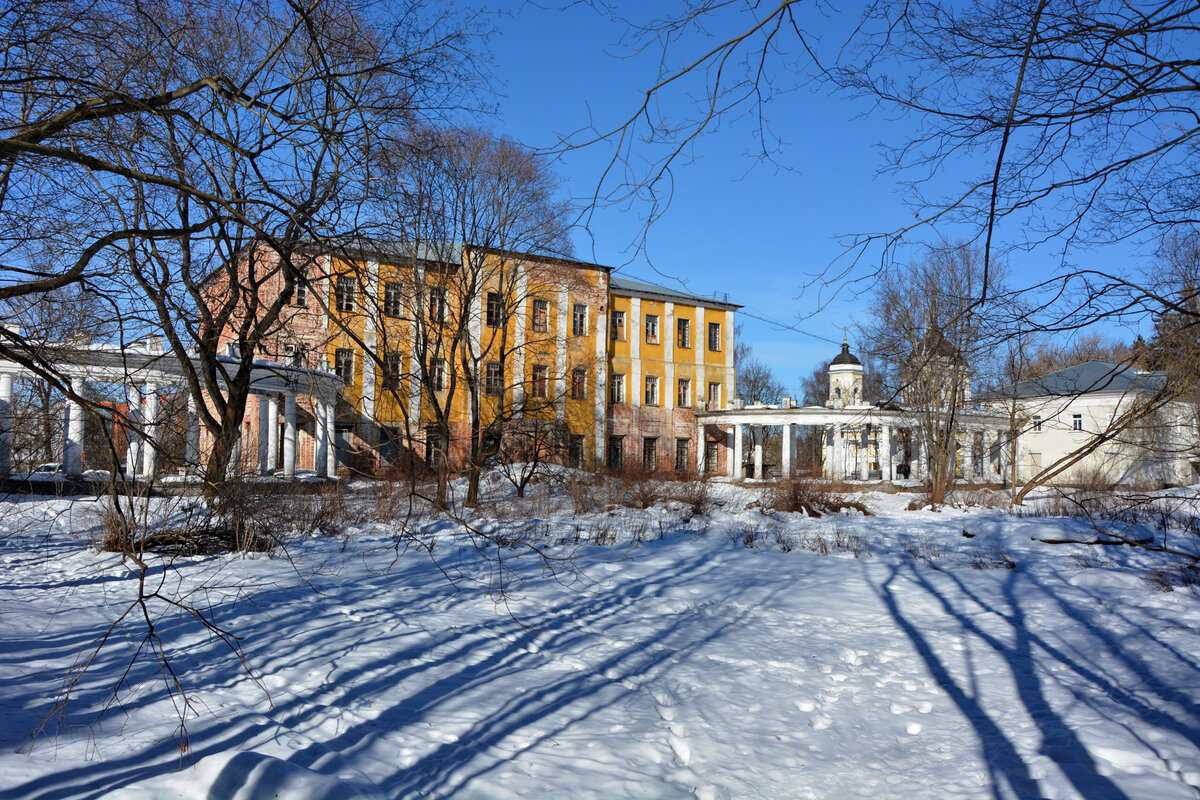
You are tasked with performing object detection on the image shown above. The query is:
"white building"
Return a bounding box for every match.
[1001,360,1199,487]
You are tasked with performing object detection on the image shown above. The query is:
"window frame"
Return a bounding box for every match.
[485,361,503,395]
[382,351,402,389]
[531,298,549,333]
[676,318,691,349]
[335,275,357,313]
[675,438,689,472]
[707,321,721,351]
[610,373,625,404]
[292,268,309,307]
[677,378,690,407]
[645,313,659,344]
[531,364,549,399]
[572,303,588,336]
[643,437,657,472]
[383,280,404,318]
[1032,415,1042,433]
[431,358,447,392]
[707,381,722,408]
[644,374,659,406]
[610,310,626,341]
[427,286,446,324]
[486,292,504,328]
[334,347,355,385]
[571,367,587,400]
[1072,413,1083,432]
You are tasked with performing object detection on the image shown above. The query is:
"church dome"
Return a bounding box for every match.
[831,341,861,366]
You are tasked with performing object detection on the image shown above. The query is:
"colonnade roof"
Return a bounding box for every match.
[697,403,1011,429]
[0,343,344,399]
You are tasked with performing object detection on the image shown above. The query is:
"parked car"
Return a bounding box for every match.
[32,463,63,474]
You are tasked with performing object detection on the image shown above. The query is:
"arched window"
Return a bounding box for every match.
[851,388,859,404]
[833,386,842,401]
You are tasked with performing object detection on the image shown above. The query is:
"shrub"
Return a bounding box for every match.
[764,478,868,517]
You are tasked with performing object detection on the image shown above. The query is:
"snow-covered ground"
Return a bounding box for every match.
[1,480,1199,799]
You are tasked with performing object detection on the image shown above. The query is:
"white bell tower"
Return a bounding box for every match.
[827,339,864,409]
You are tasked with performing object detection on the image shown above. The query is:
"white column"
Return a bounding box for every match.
[0,372,13,476]
[918,433,929,481]
[325,400,338,478]
[283,392,297,478]
[228,434,242,478]
[753,428,763,479]
[594,304,607,466]
[664,302,675,410]
[314,399,329,478]
[833,423,844,481]
[630,296,641,408]
[185,393,201,472]
[963,431,974,481]
[64,378,85,477]
[266,394,279,474]
[141,383,159,479]
[881,424,893,482]
[733,423,744,479]
[125,384,142,478]
[695,305,706,407]
[696,420,706,476]
[513,272,527,417]
[556,284,568,420]
[781,422,792,479]
[257,396,270,474]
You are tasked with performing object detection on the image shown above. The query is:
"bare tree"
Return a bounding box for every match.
[371,127,577,507]
[863,243,1006,504]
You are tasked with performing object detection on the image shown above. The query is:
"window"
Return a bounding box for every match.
[645,314,659,344]
[485,361,503,395]
[282,342,305,366]
[428,287,446,323]
[531,364,548,399]
[705,440,719,474]
[708,321,721,351]
[1032,415,1042,433]
[1072,413,1083,431]
[292,267,308,307]
[532,299,549,332]
[1030,452,1043,469]
[569,434,585,468]
[610,310,626,341]
[335,276,356,313]
[571,368,587,400]
[610,373,625,404]
[334,348,354,385]
[382,352,402,389]
[425,425,442,469]
[644,375,659,405]
[384,281,404,318]
[708,381,722,408]
[675,438,689,472]
[643,437,657,471]
[486,292,503,327]
[572,303,588,336]
[677,318,691,348]
[431,358,447,392]
[607,436,623,470]
[677,378,691,407]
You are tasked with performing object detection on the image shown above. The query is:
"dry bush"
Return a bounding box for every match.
[955,488,1011,509]
[1143,564,1200,593]
[765,478,868,517]
[665,479,712,516]
[558,470,604,516]
[99,481,355,556]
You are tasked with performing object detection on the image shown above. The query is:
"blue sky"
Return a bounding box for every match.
[487,3,1153,397]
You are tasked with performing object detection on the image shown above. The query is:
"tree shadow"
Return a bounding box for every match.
[4,545,743,799]
[875,557,1200,800]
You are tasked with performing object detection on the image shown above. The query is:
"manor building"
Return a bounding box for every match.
[217,242,740,476]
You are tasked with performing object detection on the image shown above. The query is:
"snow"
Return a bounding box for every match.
[1,480,1199,799]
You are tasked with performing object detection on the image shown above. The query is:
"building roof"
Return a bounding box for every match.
[1011,360,1166,398]
[608,275,741,310]
[830,342,861,366]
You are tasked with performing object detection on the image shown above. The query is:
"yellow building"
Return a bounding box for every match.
[236,242,739,475]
